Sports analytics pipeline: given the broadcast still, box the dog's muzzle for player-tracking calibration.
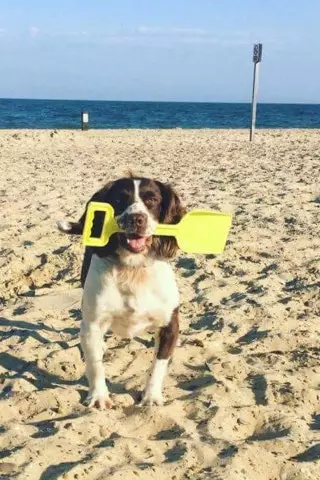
[117,212,151,254]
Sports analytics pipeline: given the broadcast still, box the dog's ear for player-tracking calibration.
[152,183,185,259]
[56,182,114,236]
[158,182,186,224]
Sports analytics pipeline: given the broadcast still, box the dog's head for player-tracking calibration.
[57,177,185,262]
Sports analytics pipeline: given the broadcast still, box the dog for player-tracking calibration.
[57,176,185,409]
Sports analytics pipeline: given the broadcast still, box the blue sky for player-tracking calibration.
[0,0,319,102]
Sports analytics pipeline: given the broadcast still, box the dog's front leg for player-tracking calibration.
[141,307,179,406]
[80,321,112,409]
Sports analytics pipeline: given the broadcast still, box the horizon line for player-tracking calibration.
[1,97,319,106]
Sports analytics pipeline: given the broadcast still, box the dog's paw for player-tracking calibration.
[139,389,164,407]
[86,390,113,410]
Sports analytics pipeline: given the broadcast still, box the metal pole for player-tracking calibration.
[250,43,263,142]
[250,61,260,141]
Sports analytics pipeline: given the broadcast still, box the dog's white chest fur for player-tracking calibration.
[82,254,179,338]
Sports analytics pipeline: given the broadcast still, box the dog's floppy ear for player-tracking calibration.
[152,182,185,259]
[56,181,114,236]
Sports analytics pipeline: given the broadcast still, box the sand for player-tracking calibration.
[0,128,319,480]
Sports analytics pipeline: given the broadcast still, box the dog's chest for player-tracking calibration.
[108,287,164,338]
[87,259,179,338]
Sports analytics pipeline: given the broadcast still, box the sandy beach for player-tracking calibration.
[0,128,319,480]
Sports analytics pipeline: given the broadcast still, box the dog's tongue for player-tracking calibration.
[127,236,147,252]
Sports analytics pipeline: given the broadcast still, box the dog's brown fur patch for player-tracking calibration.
[115,265,149,291]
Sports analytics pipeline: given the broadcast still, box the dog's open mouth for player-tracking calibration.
[123,234,150,253]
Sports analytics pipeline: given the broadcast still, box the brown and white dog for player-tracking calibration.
[57,176,185,409]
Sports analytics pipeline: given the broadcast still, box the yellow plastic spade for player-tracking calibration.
[83,202,232,254]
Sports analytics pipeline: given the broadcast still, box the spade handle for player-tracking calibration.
[154,224,179,237]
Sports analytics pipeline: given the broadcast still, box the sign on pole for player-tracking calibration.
[250,43,263,141]
[81,112,89,130]
[253,43,263,64]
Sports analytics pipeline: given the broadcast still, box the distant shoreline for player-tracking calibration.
[1,127,320,132]
[1,97,320,106]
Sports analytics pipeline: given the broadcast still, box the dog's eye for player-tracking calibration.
[142,192,158,205]
[145,197,157,204]
[116,192,130,205]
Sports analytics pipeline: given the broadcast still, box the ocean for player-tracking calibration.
[0,98,319,129]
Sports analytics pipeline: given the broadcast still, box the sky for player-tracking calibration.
[0,0,319,103]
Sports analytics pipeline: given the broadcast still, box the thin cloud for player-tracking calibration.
[104,35,137,45]
[29,26,40,38]
[133,26,255,47]
[49,30,89,38]
[177,36,252,46]
[102,32,253,48]
[15,25,283,50]
[170,27,208,36]
[137,26,208,36]
[137,26,165,35]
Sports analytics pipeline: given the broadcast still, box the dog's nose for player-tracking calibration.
[119,212,148,234]
[130,213,147,231]
[133,214,146,227]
